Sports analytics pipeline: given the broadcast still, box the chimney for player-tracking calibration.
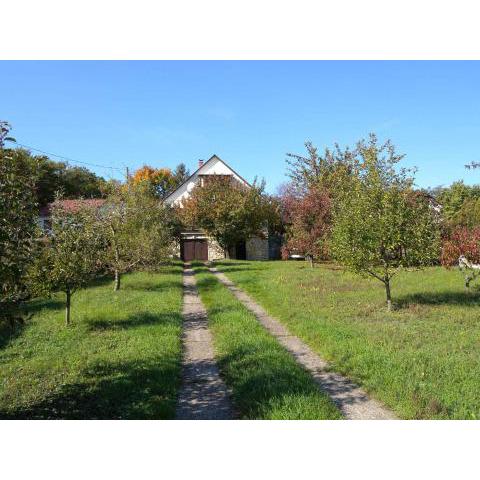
[198,159,204,169]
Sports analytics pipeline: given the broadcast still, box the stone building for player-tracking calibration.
[164,155,279,261]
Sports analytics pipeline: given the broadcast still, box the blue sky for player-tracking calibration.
[2,61,480,192]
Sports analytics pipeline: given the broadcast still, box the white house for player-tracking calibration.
[164,155,279,261]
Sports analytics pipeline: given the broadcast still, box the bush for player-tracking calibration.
[441,227,480,267]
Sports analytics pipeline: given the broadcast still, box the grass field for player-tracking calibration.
[0,266,183,419]
[193,263,341,419]
[214,260,480,419]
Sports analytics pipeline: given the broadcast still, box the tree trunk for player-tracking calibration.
[309,255,314,268]
[111,224,121,291]
[65,289,71,326]
[385,279,392,311]
[114,269,121,291]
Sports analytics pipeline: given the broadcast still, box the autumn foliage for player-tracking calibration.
[441,227,480,267]
[131,165,176,199]
[280,185,332,262]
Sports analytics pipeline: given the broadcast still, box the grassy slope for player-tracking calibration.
[0,266,183,419]
[214,260,480,419]
[193,263,341,419]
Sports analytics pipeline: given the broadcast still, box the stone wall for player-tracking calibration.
[246,236,269,261]
[171,240,181,259]
[208,238,225,261]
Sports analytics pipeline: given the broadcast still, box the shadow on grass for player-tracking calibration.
[0,322,26,351]
[397,290,480,309]
[210,261,264,274]
[194,275,218,289]
[213,261,252,267]
[24,298,65,315]
[0,358,181,420]
[0,297,66,350]
[87,311,182,332]
[154,266,183,275]
[122,279,182,292]
[217,344,336,419]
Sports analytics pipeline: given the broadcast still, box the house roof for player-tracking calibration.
[164,154,251,204]
[39,198,106,216]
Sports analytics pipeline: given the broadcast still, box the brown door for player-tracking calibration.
[182,239,208,261]
[195,240,208,260]
[182,240,194,261]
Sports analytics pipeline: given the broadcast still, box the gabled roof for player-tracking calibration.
[164,154,251,204]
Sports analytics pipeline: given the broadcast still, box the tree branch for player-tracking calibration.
[366,269,385,283]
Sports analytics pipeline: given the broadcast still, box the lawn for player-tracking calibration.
[213,260,480,419]
[0,265,183,419]
[192,263,342,419]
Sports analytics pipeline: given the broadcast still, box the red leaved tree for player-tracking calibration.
[441,227,480,267]
[280,184,332,266]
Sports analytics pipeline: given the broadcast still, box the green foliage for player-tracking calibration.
[330,135,440,309]
[36,201,105,325]
[431,181,480,226]
[102,183,175,290]
[282,140,361,265]
[12,150,106,207]
[0,121,16,147]
[286,140,357,198]
[0,147,39,326]
[179,176,279,254]
[449,196,480,229]
[172,162,190,187]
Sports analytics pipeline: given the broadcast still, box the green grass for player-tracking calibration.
[0,266,183,419]
[214,260,480,419]
[192,263,341,419]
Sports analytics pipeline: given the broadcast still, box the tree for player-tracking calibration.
[131,165,176,199]
[102,183,175,291]
[282,140,361,265]
[432,181,480,224]
[330,134,440,311]
[40,201,104,325]
[449,197,480,229]
[178,176,278,257]
[0,120,16,147]
[172,162,190,188]
[280,184,331,266]
[34,157,106,207]
[286,141,357,197]
[0,144,39,327]
[441,226,480,267]
[0,148,106,208]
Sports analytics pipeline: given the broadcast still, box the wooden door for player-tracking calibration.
[182,240,195,261]
[181,239,208,261]
[195,240,208,260]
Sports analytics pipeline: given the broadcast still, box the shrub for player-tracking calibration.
[441,227,480,267]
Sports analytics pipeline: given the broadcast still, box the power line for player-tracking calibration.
[6,139,124,172]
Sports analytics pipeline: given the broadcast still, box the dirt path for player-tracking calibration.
[208,265,396,420]
[175,264,234,420]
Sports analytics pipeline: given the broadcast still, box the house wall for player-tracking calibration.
[246,236,269,261]
[165,156,248,206]
[175,232,270,261]
[171,240,181,259]
[208,238,225,261]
